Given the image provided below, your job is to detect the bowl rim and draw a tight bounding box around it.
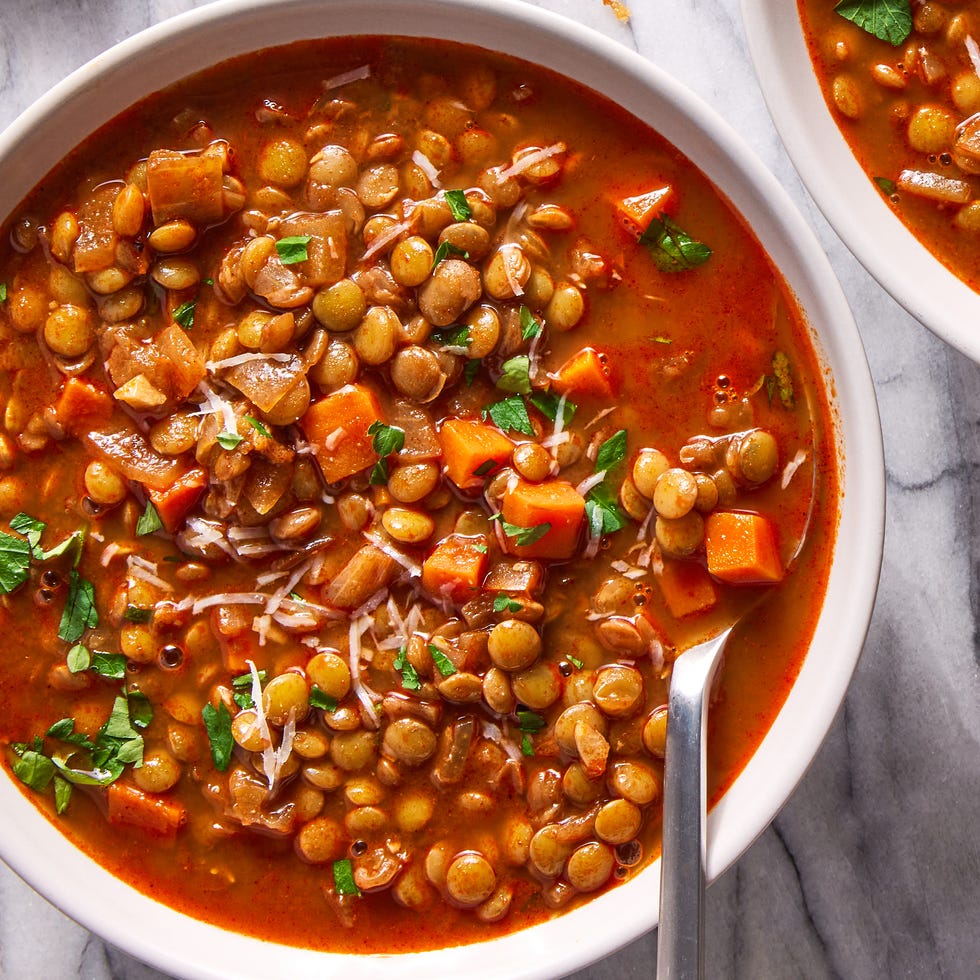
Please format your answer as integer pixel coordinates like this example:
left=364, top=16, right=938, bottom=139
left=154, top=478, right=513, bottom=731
left=0, top=0, right=885, bottom=977
left=740, top=0, right=980, bottom=365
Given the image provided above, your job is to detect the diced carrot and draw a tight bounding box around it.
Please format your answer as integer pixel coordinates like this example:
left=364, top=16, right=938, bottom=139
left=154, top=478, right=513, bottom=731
left=613, top=184, right=675, bottom=234
left=146, top=467, right=207, bottom=533
left=422, top=534, right=490, bottom=603
left=656, top=559, right=719, bottom=618
left=704, top=511, right=784, bottom=585
left=501, top=479, right=586, bottom=560
left=550, top=347, right=613, bottom=399
left=106, top=781, right=187, bottom=838
left=54, top=378, right=114, bottom=435
left=146, top=149, right=224, bottom=226
left=439, top=418, right=515, bottom=490
left=300, top=384, right=384, bottom=484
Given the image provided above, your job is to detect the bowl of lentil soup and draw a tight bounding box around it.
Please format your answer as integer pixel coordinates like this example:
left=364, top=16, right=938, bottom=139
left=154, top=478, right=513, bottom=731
left=0, top=0, right=883, bottom=976
left=743, top=0, right=980, bottom=363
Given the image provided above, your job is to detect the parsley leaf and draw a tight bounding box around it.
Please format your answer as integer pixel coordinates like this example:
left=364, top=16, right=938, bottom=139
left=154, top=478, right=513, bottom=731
left=136, top=500, right=163, bottom=536
left=245, top=415, right=272, bottom=439
left=430, top=240, right=468, bottom=271
left=172, top=299, right=196, bottom=329
left=521, top=733, right=535, bottom=756
left=309, top=685, right=338, bottom=712
left=835, top=0, right=912, bottom=45
left=46, top=718, right=95, bottom=750
left=491, top=514, right=552, bottom=547
left=54, top=776, right=72, bottom=814
left=90, top=651, right=127, bottom=679
left=594, top=429, right=628, bottom=473
left=368, top=420, right=406, bottom=485
left=202, top=702, right=233, bottom=772
left=12, top=746, right=55, bottom=791
left=10, top=512, right=45, bottom=557
left=0, top=283, right=7, bottom=303
left=445, top=189, right=472, bottom=221
left=463, top=358, right=482, bottom=386
left=430, top=325, right=471, bottom=351
left=393, top=646, right=421, bottom=691
left=123, top=605, right=151, bottom=624
left=519, top=305, right=542, bottom=340
left=639, top=213, right=711, bottom=272
left=518, top=709, right=547, bottom=732
left=66, top=643, right=91, bottom=674
left=216, top=430, right=243, bottom=450
left=58, top=570, right=97, bottom=644
left=429, top=644, right=457, bottom=677
left=0, top=530, right=31, bottom=593
left=874, top=176, right=897, bottom=196
left=496, top=355, right=532, bottom=395
left=276, top=235, right=312, bottom=265
left=528, top=390, right=577, bottom=427
left=40, top=530, right=83, bottom=564
left=568, top=654, right=585, bottom=670
left=128, top=691, right=153, bottom=730
left=585, top=483, right=629, bottom=536
left=332, top=858, right=361, bottom=896
left=483, top=395, right=534, bottom=436
left=493, top=594, right=522, bottom=614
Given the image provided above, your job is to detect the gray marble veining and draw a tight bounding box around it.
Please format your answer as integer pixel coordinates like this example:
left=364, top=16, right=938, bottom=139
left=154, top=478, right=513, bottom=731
left=0, top=0, right=978, bottom=977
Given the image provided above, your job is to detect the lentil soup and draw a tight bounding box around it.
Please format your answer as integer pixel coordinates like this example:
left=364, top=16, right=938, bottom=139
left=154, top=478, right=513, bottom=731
left=799, top=0, right=980, bottom=291
left=0, top=36, right=838, bottom=952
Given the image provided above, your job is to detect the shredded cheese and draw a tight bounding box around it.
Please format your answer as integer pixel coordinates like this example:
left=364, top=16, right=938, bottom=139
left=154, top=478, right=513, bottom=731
left=576, top=471, right=607, bottom=497
left=194, top=382, right=238, bottom=436
left=206, top=351, right=291, bottom=372
left=348, top=616, right=381, bottom=728
left=192, top=592, right=267, bottom=614
left=363, top=530, right=422, bottom=576
left=126, top=555, right=173, bottom=592
left=781, top=449, right=807, bottom=490
left=412, top=150, right=441, bottom=188
left=361, top=216, right=415, bottom=262
left=498, top=142, right=566, bottom=181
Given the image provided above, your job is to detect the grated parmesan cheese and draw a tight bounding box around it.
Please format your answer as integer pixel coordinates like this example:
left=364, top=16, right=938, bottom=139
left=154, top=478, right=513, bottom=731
left=781, top=449, right=807, bottom=490
left=323, top=64, right=371, bottom=90
left=498, top=143, right=566, bottom=181
left=413, top=150, right=441, bottom=188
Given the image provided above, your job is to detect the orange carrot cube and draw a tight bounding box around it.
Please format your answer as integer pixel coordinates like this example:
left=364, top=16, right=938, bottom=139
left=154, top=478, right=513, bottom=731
left=704, top=511, right=784, bottom=585
left=146, top=467, right=207, bottom=533
left=422, top=534, right=490, bottom=603
left=55, top=378, right=114, bottom=435
left=501, top=479, right=585, bottom=560
left=613, top=185, right=675, bottom=234
left=656, top=559, right=719, bottom=618
left=550, top=347, right=613, bottom=399
left=106, top=782, right=187, bottom=838
left=300, top=384, right=384, bottom=484
left=439, top=418, right=515, bottom=490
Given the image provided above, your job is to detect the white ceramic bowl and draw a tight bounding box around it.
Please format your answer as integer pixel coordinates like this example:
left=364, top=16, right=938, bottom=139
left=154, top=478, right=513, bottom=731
left=0, top=1, right=885, bottom=976
left=741, top=0, right=980, bottom=364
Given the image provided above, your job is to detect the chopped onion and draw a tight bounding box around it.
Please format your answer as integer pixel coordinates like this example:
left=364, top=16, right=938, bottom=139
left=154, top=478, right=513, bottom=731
left=323, top=64, right=371, bottom=90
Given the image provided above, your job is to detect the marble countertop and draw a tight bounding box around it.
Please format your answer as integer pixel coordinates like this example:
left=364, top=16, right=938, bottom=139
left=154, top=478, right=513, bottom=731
left=0, top=0, right=978, bottom=977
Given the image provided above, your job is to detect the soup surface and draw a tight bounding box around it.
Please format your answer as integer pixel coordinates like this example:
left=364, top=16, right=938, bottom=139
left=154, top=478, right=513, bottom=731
left=799, top=0, right=980, bottom=289
left=0, top=37, right=837, bottom=952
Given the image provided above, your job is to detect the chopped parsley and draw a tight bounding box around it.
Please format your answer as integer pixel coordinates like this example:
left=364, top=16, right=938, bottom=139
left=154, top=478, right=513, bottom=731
left=231, top=668, right=265, bottom=709
left=172, top=299, right=196, bottom=329
left=393, top=646, right=421, bottom=691
left=834, top=0, right=912, bottom=45
left=246, top=415, right=271, bottom=439
left=58, top=570, right=97, bottom=644
left=594, top=429, right=628, bottom=473
left=123, top=605, right=151, bottom=624
left=430, top=240, right=468, bottom=271
left=0, top=283, right=7, bottom=303
left=567, top=654, right=585, bottom=670
left=585, top=482, right=629, bottom=537
left=9, top=512, right=45, bottom=557
left=520, top=305, right=542, bottom=340
left=202, top=702, right=233, bottom=772
left=66, top=643, right=91, bottom=674
left=874, top=176, right=897, bottom=196
left=135, top=500, right=163, bottom=536
left=332, top=858, right=361, bottom=896
left=276, top=235, right=312, bottom=264
left=493, top=594, right=522, bottom=614
left=463, top=358, right=482, bottom=385
left=473, top=459, right=499, bottom=477
left=528, top=390, right=576, bottom=427
left=429, top=645, right=458, bottom=677
left=496, top=355, right=532, bottom=395
left=90, top=652, right=127, bottom=680
left=368, top=420, right=406, bottom=485
left=518, top=709, right=546, bottom=757
left=216, top=430, right=243, bottom=450
left=430, top=325, right=471, bottom=351
left=0, top=530, right=31, bottom=594
left=483, top=394, right=534, bottom=436
left=640, top=213, right=712, bottom=272
left=309, top=685, right=338, bottom=712
left=445, top=189, right=472, bottom=222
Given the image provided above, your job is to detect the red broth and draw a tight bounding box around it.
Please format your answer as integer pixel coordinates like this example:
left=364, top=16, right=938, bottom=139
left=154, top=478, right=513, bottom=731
left=0, top=37, right=837, bottom=951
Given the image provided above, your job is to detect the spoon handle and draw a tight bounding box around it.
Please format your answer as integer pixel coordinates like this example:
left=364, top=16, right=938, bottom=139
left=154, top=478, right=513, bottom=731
left=656, top=629, right=731, bottom=980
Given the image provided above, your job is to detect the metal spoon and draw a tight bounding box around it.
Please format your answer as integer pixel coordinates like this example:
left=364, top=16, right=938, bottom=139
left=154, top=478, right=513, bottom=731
left=656, top=625, right=732, bottom=980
